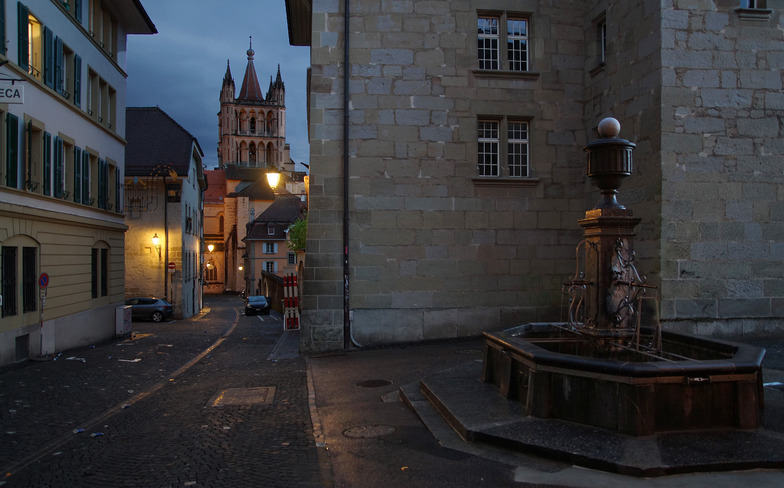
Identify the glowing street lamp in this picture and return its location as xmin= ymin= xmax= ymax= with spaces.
xmin=152 ymin=233 xmax=161 ymax=258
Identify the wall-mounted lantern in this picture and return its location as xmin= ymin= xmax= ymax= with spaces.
xmin=152 ymin=233 xmax=161 ymax=259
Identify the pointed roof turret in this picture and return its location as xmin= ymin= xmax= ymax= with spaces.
xmin=223 ymin=59 xmax=233 ymax=85
xmin=274 ymin=64 xmax=284 ymax=89
xmin=237 ymin=36 xmax=263 ymax=101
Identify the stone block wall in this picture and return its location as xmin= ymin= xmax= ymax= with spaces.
xmin=658 ymin=2 xmax=784 ymax=337
xmin=302 ymin=0 xmax=591 ymax=351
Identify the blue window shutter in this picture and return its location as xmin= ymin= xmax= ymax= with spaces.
xmin=6 ymin=113 xmax=18 ymax=188
xmin=74 ymin=54 xmax=82 ymax=107
xmin=54 ymin=137 xmax=64 ymax=198
xmin=82 ymin=151 xmax=89 ymax=204
xmin=55 ymin=36 xmax=64 ymax=93
xmin=44 ymin=26 xmax=53 ymax=88
xmin=43 ymin=132 xmax=51 ymax=196
xmin=0 ymin=0 xmax=6 ymax=56
xmin=17 ymin=3 xmax=28 ymax=71
xmin=274 ymin=243 xmax=278 ymax=253
xmin=115 ymin=168 xmax=120 ymax=212
xmin=73 ymin=147 xmax=81 ymax=203
xmin=74 ymin=0 xmax=81 ymax=23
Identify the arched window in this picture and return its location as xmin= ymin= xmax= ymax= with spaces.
xmin=249 ymin=143 xmax=256 ymax=164
xmin=249 ymin=117 xmax=256 ymax=134
xmin=219 ymin=214 xmax=224 ymax=233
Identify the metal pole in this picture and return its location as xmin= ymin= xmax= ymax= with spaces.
xmin=343 ymin=0 xmax=351 ymax=350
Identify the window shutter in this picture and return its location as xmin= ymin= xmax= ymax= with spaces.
xmin=0 ymin=0 xmax=6 ymax=56
xmin=73 ymin=147 xmax=81 ymax=203
xmin=274 ymin=243 xmax=278 ymax=253
xmin=17 ymin=3 xmax=28 ymax=71
xmin=43 ymin=132 xmax=51 ymax=196
xmin=73 ymin=54 xmax=82 ymax=107
xmin=97 ymin=158 xmax=105 ymax=208
xmin=55 ymin=36 xmax=64 ymax=94
xmin=115 ymin=167 xmax=120 ymax=212
xmin=6 ymin=113 xmax=18 ymax=188
xmin=44 ymin=26 xmax=53 ymax=88
xmin=82 ymin=151 xmax=89 ymax=203
xmin=74 ymin=0 xmax=81 ymax=23
xmin=274 ymin=262 xmax=278 ymax=273
xmin=54 ymin=136 xmax=64 ymax=198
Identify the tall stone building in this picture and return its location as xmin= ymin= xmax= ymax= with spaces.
xmin=218 ymin=39 xmax=286 ymax=170
xmin=286 ymin=0 xmax=784 ymax=352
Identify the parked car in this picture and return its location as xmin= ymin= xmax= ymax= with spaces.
xmin=245 ymin=295 xmax=271 ymax=316
xmin=125 ymin=297 xmax=174 ymax=322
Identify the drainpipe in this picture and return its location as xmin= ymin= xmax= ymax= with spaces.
xmin=343 ymin=0 xmax=351 ymax=350
xmin=164 ymin=175 xmax=169 ymax=302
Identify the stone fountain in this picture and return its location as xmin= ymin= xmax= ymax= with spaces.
xmin=403 ymin=118 xmax=784 ymax=476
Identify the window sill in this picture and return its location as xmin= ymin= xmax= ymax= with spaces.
xmin=472 ymin=177 xmax=540 ymax=187
xmin=735 ymin=8 xmax=772 ymax=21
xmin=472 ymin=69 xmax=540 ymax=80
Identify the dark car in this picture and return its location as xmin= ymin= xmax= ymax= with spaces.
xmin=125 ymin=297 xmax=174 ymax=322
xmin=245 ymin=295 xmax=271 ymax=316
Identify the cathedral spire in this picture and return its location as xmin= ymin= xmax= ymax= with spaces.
xmin=237 ymin=36 xmax=263 ymax=101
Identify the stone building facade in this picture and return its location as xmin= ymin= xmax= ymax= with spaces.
xmin=286 ymin=0 xmax=784 ymax=352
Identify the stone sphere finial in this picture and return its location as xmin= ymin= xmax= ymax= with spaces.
xmin=597 ymin=117 xmax=621 ymax=138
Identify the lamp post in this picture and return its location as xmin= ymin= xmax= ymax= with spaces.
xmin=266 ymin=170 xmax=281 ymax=190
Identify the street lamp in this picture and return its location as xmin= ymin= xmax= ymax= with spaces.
xmin=207 ymin=244 xmax=214 ymax=253
xmin=152 ymin=233 xmax=161 ymax=258
xmin=266 ymin=170 xmax=281 ymax=189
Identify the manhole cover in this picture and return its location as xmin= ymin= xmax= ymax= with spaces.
xmin=343 ymin=425 xmax=397 ymax=439
xmin=209 ymin=387 xmax=276 ymax=406
xmin=355 ymin=379 xmax=392 ymax=388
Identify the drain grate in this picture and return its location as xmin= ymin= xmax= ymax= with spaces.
xmin=355 ymin=379 xmax=392 ymax=388
xmin=343 ymin=425 xmax=396 ymax=439
xmin=209 ymin=387 xmax=276 ymax=407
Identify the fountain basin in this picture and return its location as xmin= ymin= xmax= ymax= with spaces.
xmin=482 ymin=323 xmax=765 ymax=436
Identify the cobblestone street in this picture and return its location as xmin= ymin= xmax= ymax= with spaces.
xmin=0 ymin=295 xmax=324 ymax=487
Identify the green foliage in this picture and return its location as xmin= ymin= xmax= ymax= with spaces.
xmin=286 ymin=215 xmax=307 ymax=251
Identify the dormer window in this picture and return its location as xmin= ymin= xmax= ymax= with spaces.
xmin=267 ymin=224 xmax=275 ymax=235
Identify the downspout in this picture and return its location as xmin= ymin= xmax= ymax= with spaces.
xmin=164 ymin=175 xmax=169 ymax=302
xmin=343 ymin=0 xmax=352 ymax=349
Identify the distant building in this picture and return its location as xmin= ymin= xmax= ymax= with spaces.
xmin=0 ymin=0 xmax=155 ymax=365
xmin=287 ymin=0 xmax=784 ymax=352
xmin=244 ymin=195 xmax=304 ymax=296
xmin=218 ymin=39 xmax=286 ymax=170
xmin=124 ymin=107 xmax=206 ymax=319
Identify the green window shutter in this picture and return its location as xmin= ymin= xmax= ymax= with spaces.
xmin=74 ymin=0 xmax=81 ymax=24
xmin=115 ymin=168 xmax=120 ymax=211
xmin=97 ymin=158 xmax=105 ymax=208
xmin=0 ymin=0 xmax=6 ymax=56
xmin=73 ymin=54 xmax=82 ymax=107
xmin=44 ymin=26 xmax=53 ymax=88
xmin=5 ymin=113 xmax=18 ymax=188
xmin=17 ymin=3 xmax=28 ymax=71
xmin=54 ymin=136 xmax=64 ymax=198
xmin=73 ymin=147 xmax=81 ymax=203
xmin=43 ymin=132 xmax=51 ymax=196
xmin=82 ymin=150 xmax=89 ymax=204
xmin=55 ymin=36 xmax=63 ymax=93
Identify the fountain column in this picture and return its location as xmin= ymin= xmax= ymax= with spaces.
xmin=579 ymin=118 xmax=641 ymax=336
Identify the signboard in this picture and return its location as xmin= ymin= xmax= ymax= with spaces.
xmin=0 ymin=85 xmax=24 ymax=104
xmin=39 ymin=272 xmax=49 ymax=289
xmin=168 ymin=262 xmax=175 ymax=274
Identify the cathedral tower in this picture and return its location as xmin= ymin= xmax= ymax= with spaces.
xmin=217 ymin=37 xmax=286 ymax=169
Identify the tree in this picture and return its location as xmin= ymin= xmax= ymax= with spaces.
xmin=286 ymin=215 xmax=307 ymax=251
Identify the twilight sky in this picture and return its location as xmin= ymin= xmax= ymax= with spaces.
xmin=126 ymin=1 xmax=310 ymax=170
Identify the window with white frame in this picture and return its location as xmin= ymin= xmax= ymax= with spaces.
xmin=477 ymin=118 xmax=530 ymax=178
xmin=288 ymin=253 xmax=296 ymax=265
xmin=264 ymin=261 xmax=276 ymax=273
xmin=264 ymin=242 xmax=277 ymax=254
xmin=477 ymin=13 xmax=529 ymax=72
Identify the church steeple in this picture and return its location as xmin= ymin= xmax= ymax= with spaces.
xmin=267 ymin=64 xmax=285 ymax=105
xmin=220 ymin=59 xmax=235 ymax=103
xmin=237 ymin=36 xmax=263 ymax=101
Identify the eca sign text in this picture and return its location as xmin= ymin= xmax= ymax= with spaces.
xmin=0 ymin=85 xmax=24 ymax=104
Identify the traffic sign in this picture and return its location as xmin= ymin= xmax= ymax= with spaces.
xmin=39 ymin=273 xmax=49 ymax=289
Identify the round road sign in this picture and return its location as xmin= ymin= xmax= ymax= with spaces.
xmin=39 ymin=273 xmax=49 ymax=289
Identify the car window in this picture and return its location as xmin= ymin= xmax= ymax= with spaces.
xmin=139 ymin=298 xmax=156 ymax=305
xmin=125 ymin=298 xmax=138 ymax=305
xmin=249 ymin=296 xmax=267 ymax=304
